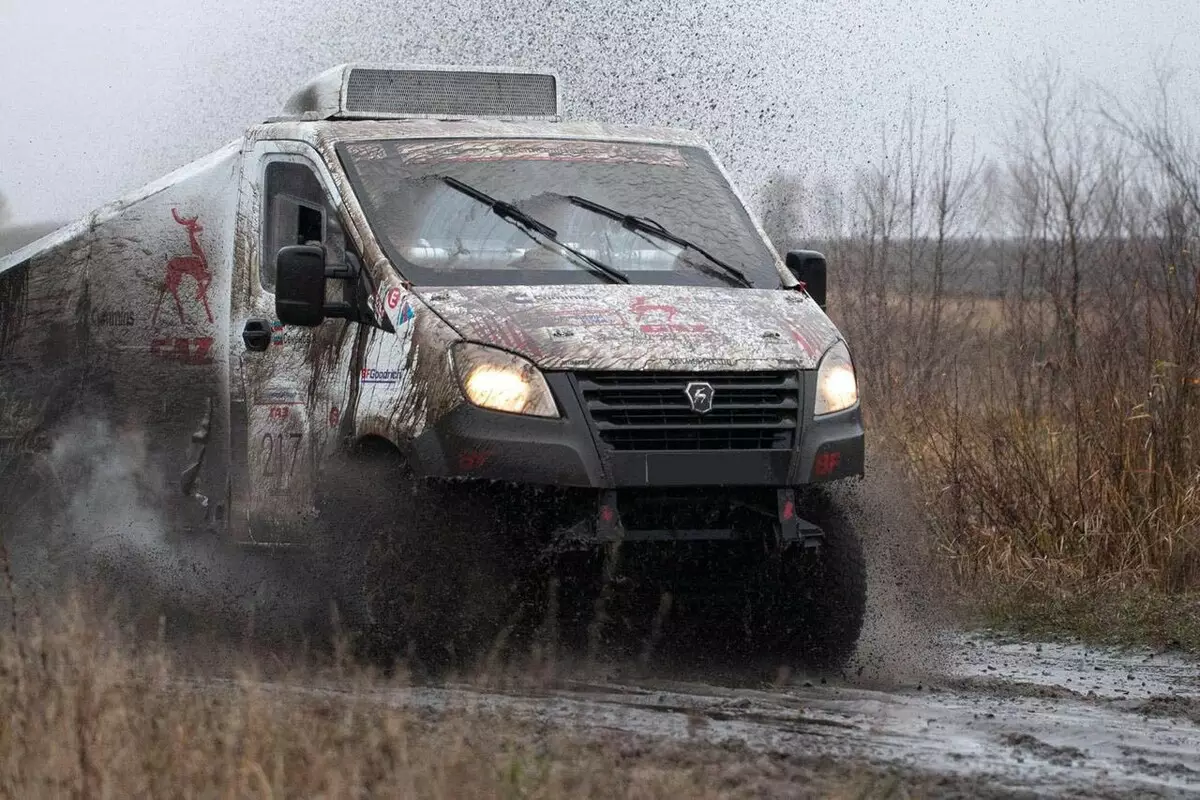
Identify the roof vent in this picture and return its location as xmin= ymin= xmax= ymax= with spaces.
xmin=280 ymin=64 xmax=560 ymax=122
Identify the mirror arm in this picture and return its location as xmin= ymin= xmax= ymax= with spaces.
xmin=321 ymin=251 xmax=363 ymax=321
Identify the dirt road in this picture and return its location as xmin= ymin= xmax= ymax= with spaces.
xmin=200 ymin=632 xmax=1199 ymax=798
xmin=8 ymin=446 xmax=1197 ymax=796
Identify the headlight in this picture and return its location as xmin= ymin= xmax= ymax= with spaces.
xmin=815 ymin=341 xmax=858 ymax=416
xmin=450 ymin=343 xmax=559 ymax=418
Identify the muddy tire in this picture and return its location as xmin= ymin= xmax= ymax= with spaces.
xmin=753 ymin=487 xmax=867 ymax=671
xmin=314 ymin=444 xmax=521 ymax=673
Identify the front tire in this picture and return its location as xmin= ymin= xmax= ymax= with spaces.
xmin=314 ymin=444 xmax=521 ymax=674
xmin=754 ymin=486 xmax=867 ymax=671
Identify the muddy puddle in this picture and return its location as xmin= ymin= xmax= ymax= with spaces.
xmin=216 ymin=632 xmax=1200 ymax=797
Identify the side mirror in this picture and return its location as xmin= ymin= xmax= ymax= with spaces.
xmin=275 ymin=245 xmax=363 ymax=327
xmin=275 ymin=245 xmax=326 ymax=326
xmin=785 ymin=250 xmax=827 ymax=311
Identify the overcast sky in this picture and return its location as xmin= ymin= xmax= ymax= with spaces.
xmin=1 ymin=0 xmax=1197 ymax=227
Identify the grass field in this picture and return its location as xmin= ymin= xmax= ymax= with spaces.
xmin=0 ymin=591 xmax=953 ymax=799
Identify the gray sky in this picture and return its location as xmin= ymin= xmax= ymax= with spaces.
xmin=2 ymin=0 xmax=1197 ymax=226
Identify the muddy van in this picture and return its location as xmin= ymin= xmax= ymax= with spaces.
xmin=0 ymin=64 xmax=866 ymax=668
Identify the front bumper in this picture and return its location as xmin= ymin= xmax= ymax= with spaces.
xmin=410 ymin=371 xmax=864 ymax=488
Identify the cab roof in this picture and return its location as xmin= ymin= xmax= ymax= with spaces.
xmin=272 ymin=63 xmax=561 ymax=123
xmin=260 ymin=64 xmax=709 ymax=152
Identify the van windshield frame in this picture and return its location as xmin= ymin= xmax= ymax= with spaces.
xmin=335 ymin=137 xmax=783 ymax=289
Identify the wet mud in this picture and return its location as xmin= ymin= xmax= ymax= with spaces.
xmin=4 ymin=425 xmax=1197 ymax=796
xmin=215 ymin=632 xmax=1200 ymax=797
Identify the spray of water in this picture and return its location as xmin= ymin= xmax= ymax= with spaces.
xmin=0 ymin=415 xmax=327 ymax=654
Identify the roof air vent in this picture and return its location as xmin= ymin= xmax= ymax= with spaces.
xmin=279 ymin=64 xmax=560 ymax=122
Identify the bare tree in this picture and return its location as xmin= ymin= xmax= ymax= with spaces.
xmin=1007 ymin=59 xmax=1112 ymax=356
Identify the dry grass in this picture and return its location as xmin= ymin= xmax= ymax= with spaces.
xmin=807 ymin=65 xmax=1200 ymax=646
xmin=838 ymin=288 xmax=1200 ymax=649
xmin=0 ymin=587 xmax=956 ymax=799
xmin=0 ymin=594 xmax=707 ymax=799
xmin=979 ymin=585 xmax=1200 ymax=652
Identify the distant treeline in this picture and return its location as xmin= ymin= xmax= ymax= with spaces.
xmin=761 ymin=62 xmax=1200 ymax=598
xmin=775 ymin=236 xmax=1160 ymax=299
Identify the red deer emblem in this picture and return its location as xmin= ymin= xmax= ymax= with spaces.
xmin=153 ymin=209 xmax=213 ymax=326
xmin=630 ymin=296 xmax=679 ymax=325
xmin=630 ymin=296 xmax=706 ymax=334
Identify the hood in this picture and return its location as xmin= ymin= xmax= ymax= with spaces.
xmin=414 ymin=284 xmax=842 ymax=372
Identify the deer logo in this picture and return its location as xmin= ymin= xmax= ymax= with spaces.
xmin=630 ymin=296 xmax=706 ymax=334
xmin=153 ymin=209 xmax=213 ymax=326
xmin=630 ymin=296 xmax=678 ymax=325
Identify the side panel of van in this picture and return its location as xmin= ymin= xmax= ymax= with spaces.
xmin=0 ymin=144 xmax=241 ymax=533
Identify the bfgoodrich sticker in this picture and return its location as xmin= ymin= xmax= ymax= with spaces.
xmin=361 ymin=367 xmax=401 ymax=385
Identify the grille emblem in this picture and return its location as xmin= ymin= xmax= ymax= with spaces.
xmin=685 ymin=381 xmax=715 ymax=414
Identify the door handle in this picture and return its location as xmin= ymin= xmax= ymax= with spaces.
xmin=242 ymin=318 xmax=272 ymax=352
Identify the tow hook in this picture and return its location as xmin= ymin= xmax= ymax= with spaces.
xmin=597 ymin=489 xmax=623 ymax=541
xmin=778 ymin=488 xmax=823 ymax=552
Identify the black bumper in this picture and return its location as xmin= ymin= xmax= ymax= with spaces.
xmin=410 ymin=371 xmax=864 ymax=488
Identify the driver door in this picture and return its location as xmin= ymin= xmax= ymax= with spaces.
xmin=228 ymin=142 xmax=358 ymax=544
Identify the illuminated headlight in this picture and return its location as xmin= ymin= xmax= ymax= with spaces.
xmin=815 ymin=341 xmax=858 ymax=416
xmin=450 ymin=343 xmax=559 ymax=417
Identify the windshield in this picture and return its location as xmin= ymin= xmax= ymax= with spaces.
xmin=336 ymin=138 xmax=782 ymax=288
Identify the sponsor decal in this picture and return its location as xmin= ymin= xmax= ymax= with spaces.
xmin=386 ymin=287 xmax=402 ymax=310
xmin=153 ymin=209 xmax=213 ymax=326
xmin=360 ymin=367 xmax=402 ymax=385
xmin=93 ymin=308 xmax=135 ymax=327
xmin=328 ymin=406 xmax=340 ymax=428
xmin=789 ymin=329 xmax=821 ymax=359
xmin=271 ymin=320 xmax=285 ymax=347
xmin=663 ymin=357 xmax=738 ymax=367
xmin=553 ymin=308 xmax=620 ymax=326
xmin=150 ymin=336 xmax=213 ymax=365
xmin=268 ymin=406 xmax=291 ymax=420
xmin=630 ymin=296 xmax=707 ymax=335
xmin=255 ymin=386 xmax=301 ymax=406
xmin=397 ymin=298 xmax=415 ymax=326
xmin=387 ymin=139 xmax=690 ymax=168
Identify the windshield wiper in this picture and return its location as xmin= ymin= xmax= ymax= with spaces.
xmin=441 ymin=177 xmax=630 ymax=284
xmin=564 ymin=194 xmax=755 ymax=288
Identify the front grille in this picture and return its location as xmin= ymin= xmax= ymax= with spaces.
xmin=576 ymin=371 xmax=800 ymax=451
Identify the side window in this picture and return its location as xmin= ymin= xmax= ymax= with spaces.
xmin=261 ymin=160 xmax=346 ymax=292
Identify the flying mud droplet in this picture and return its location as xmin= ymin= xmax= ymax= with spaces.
xmin=842 ymin=448 xmax=957 ymax=685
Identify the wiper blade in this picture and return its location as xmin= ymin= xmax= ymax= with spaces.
xmin=565 ymin=194 xmax=755 ymax=288
xmin=441 ymin=177 xmax=630 ymax=284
